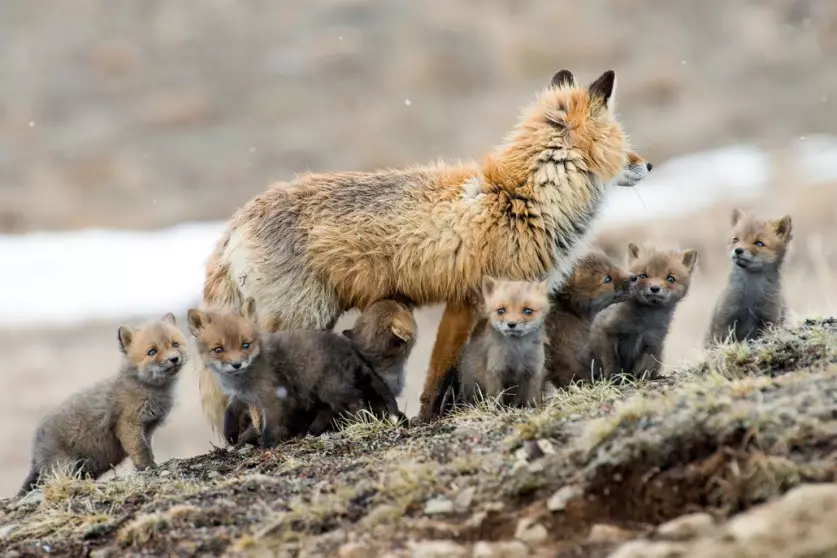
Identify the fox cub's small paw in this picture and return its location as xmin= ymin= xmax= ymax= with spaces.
xmin=388 ymin=411 xmax=410 ymax=427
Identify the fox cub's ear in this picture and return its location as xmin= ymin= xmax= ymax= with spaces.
xmin=482 ymin=276 xmax=497 ymax=298
xmin=241 ymin=297 xmax=258 ymax=324
xmin=681 ymin=250 xmax=699 ymax=273
xmin=534 ymin=279 xmax=549 ymax=296
xmin=773 ymin=215 xmax=792 ymax=240
xmin=730 ymin=208 xmax=742 ymax=226
xmin=161 ymin=312 xmax=177 ymax=326
xmin=588 ymin=70 xmax=616 ymax=107
xmin=187 ymin=309 xmax=208 ymax=336
xmin=627 ymin=243 xmax=642 ymax=264
xmin=117 ymin=326 xmax=134 ymax=353
xmin=550 ymin=69 xmax=575 ymax=89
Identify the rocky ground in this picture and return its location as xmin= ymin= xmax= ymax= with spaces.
xmin=2 ymin=318 xmax=835 ymax=557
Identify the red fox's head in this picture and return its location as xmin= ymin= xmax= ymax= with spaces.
xmin=480 ymin=277 xmax=549 ymax=338
xmin=627 ymin=243 xmax=698 ymax=308
xmin=561 ymin=250 xmax=635 ymax=314
xmin=118 ymin=313 xmax=187 ymax=385
xmin=187 ymin=298 xmax=261 ymax=376
xmin=343 ymin=299 xmax=417 ymax=360
xmin=728 ymin=209 xmax=792 ymax=272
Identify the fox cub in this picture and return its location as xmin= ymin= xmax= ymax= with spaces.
xmin=457 ymin=278 xmax=550 ymax=407
xmin=20 ymin=314 xmax=186 ymax=495
xmin=706 ymin=209 xmax=792 ymax=345
xmin=544 ymin=250 xmax=635 ymax=388
xmin=588 ymin=244 xmax=698 ymax=381
xmin=188 ymin=298 xmax=412 ymax=449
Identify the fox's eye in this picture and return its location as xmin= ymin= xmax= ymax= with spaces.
xmin=213 ymin=346 xmax=224 ymax=354
xmin=497 ymin=307 xmax=506 ymax=315
xmin=523 ymin=307 xmax=533 ymax=316
xmin=667 ymin=275 xmax=676 ymax=283
xmin=147 ymin=348 xmax=157 ymax=357
xmin=755 ymin=240 xmax=765 ymax=247
xmin=603 ymin=275 xmax=612 ymax=284
xmin=242 ymin=342 xmax=250 ymax=349
xmin=171 ymin=341 xmax=180 ymax=348
xmin=639 ymin=273 xmax=648 ymax=279
xmin=732 ymin=237 xmax=739 ymax=244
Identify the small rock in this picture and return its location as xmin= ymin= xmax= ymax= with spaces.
xmin=514 ymin=518 xmax=548 ymax=545
xmin=526 ymin=461 xmax=545 ymax=473
xmin=472 ymin=540 xmax=529 ymax=558
xmin=424 ymin=497 xmax=455 ymax=516
xmin=588 ymin=524 xmax=633 ymax=543
xmin=656 ymin=512 xmax=715 ymax=541
xmin=485 ymin=502 xmax=505 ymax=512
xmin=536 ymin=439 xmax=555 ymax=455
xmin=466 ymin=511 xmax=488 ymax=529
xmin=454 ymin=487 xmax=476 ymax=511
xmin=13 ymin=489 xmax=44 ymax=509
xmin=410 ymin=540 xmax=467 ymax=558
xmin=547 ymin=485 xmax=581 ymax=512
xmin=159 ymin=470 xmax=171 ymax=477
xmin=0 ymin=524 xmax=18 ymax=539
xmin=207 ymin=471 xmax=220 ymax=479
xmin=608 ymin=540 xmax=688 ymax=558
xmin=238 ymin=445 xmax=253 ymax=455
xmin=338 ymin=542 xmax=369 ymax=558
xmin=522 ymin=440 xmax=545 ymax=461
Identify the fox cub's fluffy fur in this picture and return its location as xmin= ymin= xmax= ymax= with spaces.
xmin=196 ymin=68 xmax=652 ymax=430
xmin=706 ymin=209 xmax=792 ymax=345
xmin=20 ymin=315 xmax=186 ymax=495
xmin=544 ymin=250 xmax=635 ymax=388
xmin=188 ymin=299 xmax=413 ymax=448
xmin=456 ymin=278 xmax=550 ymax=407
xmin=588 ymin=244 xmax=697 ymax=381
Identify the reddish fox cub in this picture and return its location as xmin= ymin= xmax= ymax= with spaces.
xmin=19 ymin=314 xmax=186 ymax=495
xmin=196 ymin=68 xmax=652 ymax=430
xmin=706 ymin=209 xmax=792 ymax=345
xmin=187 ymin=298 xmax=412 ymax=448
xmin=544 ymin=250 xmax=635 ymax=388
xmin=457 ymin=278 xmax=550 ymax=407
xmin=588 ymin=244 xmax=698 ymax=381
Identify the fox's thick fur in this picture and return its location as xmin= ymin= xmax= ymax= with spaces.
xmin=195 ymin=68 xmax=651 ymax=434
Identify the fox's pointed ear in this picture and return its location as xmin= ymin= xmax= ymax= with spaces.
xmin=342 ymin=329 xmax=354 ymax=339
xmin=681 ymin=249 xmax=699 ymax=273
xmin=117 ymin=326 xmax=134 ymax=353
xmin=773 ymin=215 xmax=793 ymax=240
xmin=391 ymin=325 xmax=411 ymax=343
xmin=161 ymin=312 xmax=177 ymax=326
xmin=627 ymin=243 xmax=641 ymax=264
xmin=187 ymin=309 xmax=208 ymax=336
xmin=241 ymin=297 xmax=258 ymax=324
xmin=482 ymin=276 xmax=496 ymax=298
xmin=731 ymin=208 xmax=742 ymax=226
xmin=550 ymin=69 xmax=575 ymax=89
xmin=588 ymin=70 xmax=616 ymax=107
xmin=534 ymin=279 xmax=549 ymax=296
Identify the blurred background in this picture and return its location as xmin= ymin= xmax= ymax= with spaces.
xmin=2 ymin=0 xmax=837 ymax=496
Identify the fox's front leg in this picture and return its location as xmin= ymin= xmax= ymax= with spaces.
xmin=631 ymin=352 xmax=662 ymax=381
xmin=116 ymin=419 xmax=155 ymax=471
xmin=612 ymin=151 xmax=652 ymax=188
xmin=418 ymin=300 xmax=478 ymax=423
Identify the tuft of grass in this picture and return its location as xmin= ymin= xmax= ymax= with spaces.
xmin=118 ymin=512 xmax=170 ymax=546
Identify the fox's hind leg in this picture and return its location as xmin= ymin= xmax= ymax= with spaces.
xmin=419 ymin=301 xmax=478 ymax=423
xmin=18 ymin=466 xmax=41 ymax=496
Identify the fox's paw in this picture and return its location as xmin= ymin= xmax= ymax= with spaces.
xmin=613 ymin=151 xmax=653 ymax=188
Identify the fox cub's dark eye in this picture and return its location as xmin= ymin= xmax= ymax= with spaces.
xmin=147 ymin=348 xmax=157 ymax=356
xmin=755 ymin=240 xmax=765 ymax=247
xmin=213 ymin=346 xmax=224 ymax=354
xmin=242 ymin=342 xmax=250 ymax=349
xmin=171 ymin=341 xmax=180 ymax=348
xmin=732 ymin=237 xmax=739 ymax=244
xmin=666 ymin=275 xmax=676 ymax=283
xmin=497 ymin=307 xmax=506 ymax=315
xmin=523 ymin=308 xmax=534 ymax=316
xmin=639 ymin=273 xmax=648 ymax=279
xmin=603 ymin=275 xmax=612 ymax=284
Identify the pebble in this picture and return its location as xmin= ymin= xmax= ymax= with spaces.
xmin=454 ymin=486 xmax=476 ymax=511
xmin=587 ymin=523 xmax=633 ymax=543
xmin=208 ymin=471 xmax=220 ymax=479
xmin=656 ymin=512 xmax=715 ymax=540
xmin=338 ymin=542 xmax=370 ymax=558
xmin=410 ymin=540 xmax=467 ymax=558
xmin=472 ymin=540 xmax=529 ymax=558
xmin=547 ymin=485 xmax=581 ymax=512
xmin=423 ymin=497 xmax=455 ymax=516
xmin=159 ymin=470 xmax=171 ymax=477
xmin=536 ymin=439 xmax=555 ymax=455
xmin=514 ymin=518 xmax=548 ymax=545
xmin=13 ymin=489 xmax=44 ymax=509
xmin=238 ymin=445 xmax=253 ymax=455
xmin=607 ymin=540 xmax=688 ymax=558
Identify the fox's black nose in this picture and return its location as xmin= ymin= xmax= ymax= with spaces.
xmin=646 ymin=162 xmax=653 ymax=172
xmin=649 ymin=285 xmax=661 ymax=293
xmin=507 ymin=322 xmax=517 ymax=329
xmin=734 ymin=247 xmax=744 ymax=255
xmin=169 ymin=356 xmax=180 ymax=364
xmin=629 ymin=273 xmax=637 ymax=282
xmin=232 ymin=363 xmax=242 ymax=370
